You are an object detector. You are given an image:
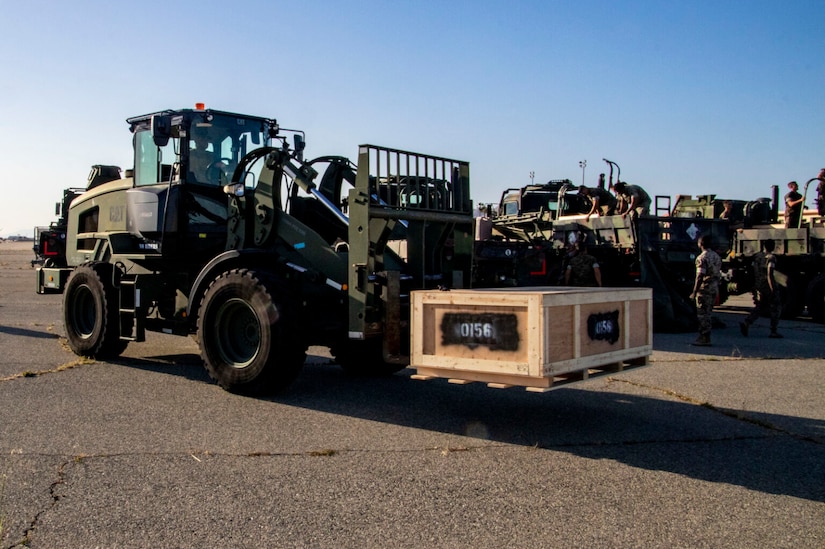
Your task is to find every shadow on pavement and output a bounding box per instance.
[283,362,825,503]
[653,309,825,359]
[0,325,61,340]
[108,353,212,384]
[105,348,825,504]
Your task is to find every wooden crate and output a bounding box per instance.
[410,287,652,390]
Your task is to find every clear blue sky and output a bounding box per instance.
[1,0,823,236]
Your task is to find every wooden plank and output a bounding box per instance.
[629,299,651,348]
[541,346,652,376]
[412,367,553,389]
[487,383,514,389]
[448,378,474,385]
[573,303,581,359]
[545,305,575,363]
[410,374,436,381]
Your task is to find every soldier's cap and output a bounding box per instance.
[578,185,589,193]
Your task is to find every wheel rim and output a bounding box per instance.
[213,297,260,368]
[70,284,97,339]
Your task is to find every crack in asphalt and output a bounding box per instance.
[1,419,808,549]
[608,376,823,445]
[0,356,94,384]
[2,459,69,549]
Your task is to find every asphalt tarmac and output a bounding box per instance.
[0,241,822,548]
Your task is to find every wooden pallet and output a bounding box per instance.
[411,356,650,393]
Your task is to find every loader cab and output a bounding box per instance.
[127,108,278,258]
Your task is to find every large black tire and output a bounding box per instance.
[806,274,825,323]
[197,269,305,395]
[638,251,696,333]
[779,274,805,319]
[331,338,407,376]
[63,264,128,359]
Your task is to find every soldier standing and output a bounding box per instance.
[816,168,825,216]
[740,239,782,338]
[784,181,804,228]
[565,241,602,287]
[689,235,722,346]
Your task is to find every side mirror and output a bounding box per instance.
[151,115,171,147]
[294,134,305,161]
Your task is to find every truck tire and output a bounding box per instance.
[197,269,305,395]
[779,274,805,319]
[63,264,128,359]
[806,274,825,323]
[331,339,407,376]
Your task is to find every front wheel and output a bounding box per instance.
[806,274,825,323]
[63,264,128,358]
[197,269,305,395]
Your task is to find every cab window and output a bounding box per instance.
[135,130,180,187]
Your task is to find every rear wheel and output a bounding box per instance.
[197,269,305,395]
[63,264,128,358]
[806,274,825,323]
[776,274,804,319]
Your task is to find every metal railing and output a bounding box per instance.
[355,145,472,221]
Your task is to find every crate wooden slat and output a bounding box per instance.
[410,286,652,390]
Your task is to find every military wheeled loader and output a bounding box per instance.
[36,106,473,394]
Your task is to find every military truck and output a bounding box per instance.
[473,166,727,332]
[32,166,125,274]
[673,182,825,322]
[32,187,83,270]
[472,179,591,288]
[36,106,473,394]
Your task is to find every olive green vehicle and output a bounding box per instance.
[36,107,473,394]
[649,185,825,322]
[472,171,729,332]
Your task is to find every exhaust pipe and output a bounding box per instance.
[771,185,779,223]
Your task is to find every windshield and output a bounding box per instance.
[186,113,271,187]
[133,111,275,188]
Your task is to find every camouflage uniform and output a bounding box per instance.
[567,252,600,287]
[743,251,781,332]
[694,248,722,338]
[582,186,617,216]
[784,188,803,228]
[618,184,652,218]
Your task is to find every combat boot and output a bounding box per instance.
[769,331,783,338]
